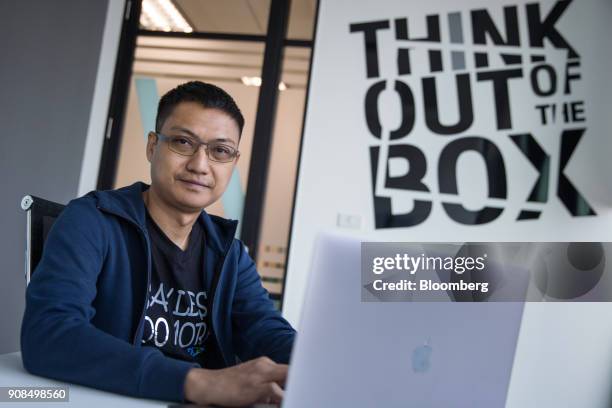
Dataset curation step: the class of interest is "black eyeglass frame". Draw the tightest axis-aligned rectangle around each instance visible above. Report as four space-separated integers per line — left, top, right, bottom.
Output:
152 131 240 163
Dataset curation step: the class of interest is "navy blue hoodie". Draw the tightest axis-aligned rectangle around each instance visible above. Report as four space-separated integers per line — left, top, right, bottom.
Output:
21 182 295 402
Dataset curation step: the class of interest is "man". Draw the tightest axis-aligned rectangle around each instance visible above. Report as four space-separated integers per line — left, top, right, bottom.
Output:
21 81 296 406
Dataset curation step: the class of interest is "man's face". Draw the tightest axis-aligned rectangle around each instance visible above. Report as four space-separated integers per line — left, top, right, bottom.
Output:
146 101 240 213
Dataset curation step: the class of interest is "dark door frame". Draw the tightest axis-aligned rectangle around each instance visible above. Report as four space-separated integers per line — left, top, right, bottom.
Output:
240 0 291 260
97 0 141 190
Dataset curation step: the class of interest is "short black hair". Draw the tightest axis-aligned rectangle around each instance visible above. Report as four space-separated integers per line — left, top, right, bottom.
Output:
155 81 244 137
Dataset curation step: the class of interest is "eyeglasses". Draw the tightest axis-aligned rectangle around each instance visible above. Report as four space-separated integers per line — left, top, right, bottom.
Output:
153 132 239 163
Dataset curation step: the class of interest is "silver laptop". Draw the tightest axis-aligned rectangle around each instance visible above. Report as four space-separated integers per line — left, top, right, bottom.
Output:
283 233 526 407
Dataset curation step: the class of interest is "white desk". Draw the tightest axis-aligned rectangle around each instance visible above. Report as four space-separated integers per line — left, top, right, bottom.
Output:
0 352 169 407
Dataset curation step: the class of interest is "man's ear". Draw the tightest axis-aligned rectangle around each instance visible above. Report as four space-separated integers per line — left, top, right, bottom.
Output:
146 132 157 163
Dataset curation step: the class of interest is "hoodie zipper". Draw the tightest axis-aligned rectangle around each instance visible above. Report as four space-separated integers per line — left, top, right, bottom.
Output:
208 247 230 366
204 217 238 367
96 205 152 345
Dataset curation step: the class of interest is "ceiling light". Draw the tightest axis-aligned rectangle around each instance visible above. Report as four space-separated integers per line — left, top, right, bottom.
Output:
241 76 288 91
241 76 262 87
140 0 193 33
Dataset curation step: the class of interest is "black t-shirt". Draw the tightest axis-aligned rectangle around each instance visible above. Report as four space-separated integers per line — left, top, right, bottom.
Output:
142 210 224 368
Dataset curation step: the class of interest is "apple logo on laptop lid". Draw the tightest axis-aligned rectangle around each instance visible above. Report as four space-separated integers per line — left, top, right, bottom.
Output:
412 338 433 373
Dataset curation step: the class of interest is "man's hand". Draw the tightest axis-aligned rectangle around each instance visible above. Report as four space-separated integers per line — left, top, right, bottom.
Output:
184 356 288 406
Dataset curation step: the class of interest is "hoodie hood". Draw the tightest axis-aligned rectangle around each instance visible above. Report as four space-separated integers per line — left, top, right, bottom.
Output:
92 181 238 255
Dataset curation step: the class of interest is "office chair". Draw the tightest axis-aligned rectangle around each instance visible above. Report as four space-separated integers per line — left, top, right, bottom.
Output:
21 195 66 285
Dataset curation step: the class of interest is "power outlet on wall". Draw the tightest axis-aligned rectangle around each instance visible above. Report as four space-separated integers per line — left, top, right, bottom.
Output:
337 213 362 229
